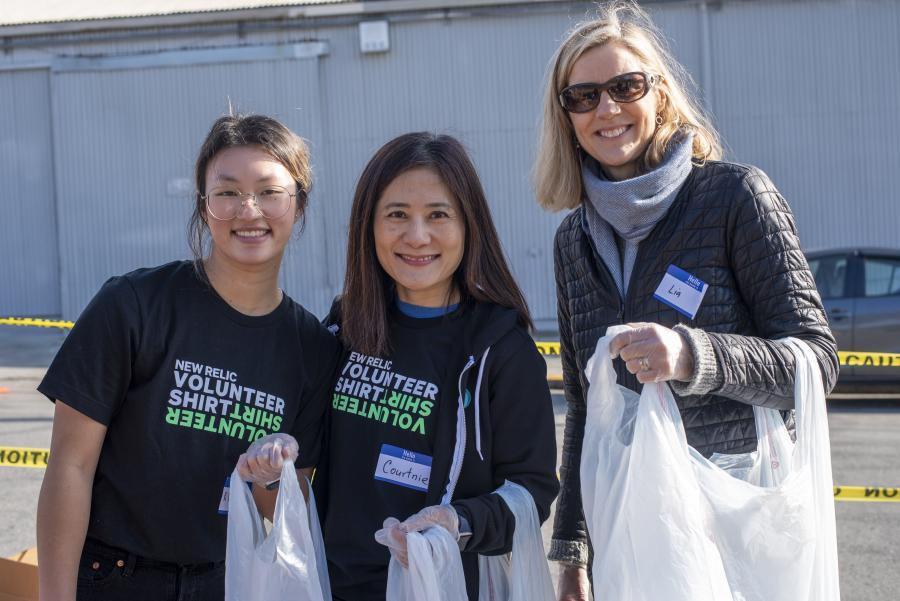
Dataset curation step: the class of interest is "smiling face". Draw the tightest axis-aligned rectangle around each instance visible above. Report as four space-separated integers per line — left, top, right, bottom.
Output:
373 167 466 307
204 145 297 271
567 42 664 180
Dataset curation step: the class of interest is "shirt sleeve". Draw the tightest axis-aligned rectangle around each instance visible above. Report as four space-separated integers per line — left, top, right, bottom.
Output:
451 332 559 555
290 316 343 469
37 276 143 426
702 166 839 409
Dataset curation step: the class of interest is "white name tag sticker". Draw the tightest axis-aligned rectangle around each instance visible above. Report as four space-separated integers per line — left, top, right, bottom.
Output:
374 444 432 492
218 475 251 515
218 476 231 515
653 264 708 319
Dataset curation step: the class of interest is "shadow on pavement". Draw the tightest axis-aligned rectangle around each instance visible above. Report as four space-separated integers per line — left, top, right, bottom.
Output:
827 398 900 413
0 326 66 369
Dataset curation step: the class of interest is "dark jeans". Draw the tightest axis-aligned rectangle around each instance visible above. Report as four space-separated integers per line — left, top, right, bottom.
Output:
76 537 225 601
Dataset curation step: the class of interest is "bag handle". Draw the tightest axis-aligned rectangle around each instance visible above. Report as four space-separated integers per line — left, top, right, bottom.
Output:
228 466 267 549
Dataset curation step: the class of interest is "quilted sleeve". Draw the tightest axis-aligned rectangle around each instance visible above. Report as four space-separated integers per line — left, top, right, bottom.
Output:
548 222 591 567
704 166 839 409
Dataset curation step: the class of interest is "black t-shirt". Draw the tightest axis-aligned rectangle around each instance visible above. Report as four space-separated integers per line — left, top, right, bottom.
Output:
322 307 462 601
38 261 340 564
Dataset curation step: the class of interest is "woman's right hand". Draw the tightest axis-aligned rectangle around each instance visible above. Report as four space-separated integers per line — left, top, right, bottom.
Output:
236 433 298 484
557 564 590 601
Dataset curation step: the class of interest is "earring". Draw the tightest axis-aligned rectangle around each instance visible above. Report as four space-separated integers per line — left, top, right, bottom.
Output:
655 114 663 126
574 136 581 150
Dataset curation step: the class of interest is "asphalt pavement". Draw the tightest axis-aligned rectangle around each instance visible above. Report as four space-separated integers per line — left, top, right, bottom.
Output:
1 324 898 599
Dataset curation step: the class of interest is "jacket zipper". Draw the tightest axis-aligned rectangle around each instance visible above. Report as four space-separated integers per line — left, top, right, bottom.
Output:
442 355 476 504
581 207 629 326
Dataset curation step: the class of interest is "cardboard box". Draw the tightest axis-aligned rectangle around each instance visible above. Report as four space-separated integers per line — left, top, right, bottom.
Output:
0 548 38 601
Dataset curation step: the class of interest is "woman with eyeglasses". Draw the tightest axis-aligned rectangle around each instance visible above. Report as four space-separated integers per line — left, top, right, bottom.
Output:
35 114 340 601
284 131 555 600
535 2 838 599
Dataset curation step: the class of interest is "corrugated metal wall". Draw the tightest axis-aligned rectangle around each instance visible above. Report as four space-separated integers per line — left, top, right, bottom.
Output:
314 13 575 321
0 69 60 316
709 0 900 250
1 0 899 323
50 52 331 318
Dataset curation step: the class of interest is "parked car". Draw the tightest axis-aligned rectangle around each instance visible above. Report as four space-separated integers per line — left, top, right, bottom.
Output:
806 248 900 392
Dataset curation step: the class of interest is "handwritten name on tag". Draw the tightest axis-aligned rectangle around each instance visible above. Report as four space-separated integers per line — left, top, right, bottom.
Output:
374 444 432 492
653 265 708 319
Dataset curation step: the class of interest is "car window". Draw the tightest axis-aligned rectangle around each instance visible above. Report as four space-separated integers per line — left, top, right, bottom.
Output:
808 255 848 299
863 257 900 297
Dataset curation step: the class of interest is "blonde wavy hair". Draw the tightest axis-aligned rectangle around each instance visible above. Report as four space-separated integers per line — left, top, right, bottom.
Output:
533 0 722 211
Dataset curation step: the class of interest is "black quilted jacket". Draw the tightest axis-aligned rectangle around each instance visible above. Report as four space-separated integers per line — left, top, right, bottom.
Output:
549 160 839 566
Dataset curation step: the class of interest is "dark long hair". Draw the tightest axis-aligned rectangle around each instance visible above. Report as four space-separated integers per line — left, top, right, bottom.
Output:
341 132 532 357
188 113 312 261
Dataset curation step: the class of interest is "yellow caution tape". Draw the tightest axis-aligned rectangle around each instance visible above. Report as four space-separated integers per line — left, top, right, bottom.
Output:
0 446 50 469
535 342 560 356
538 341 897 368
0 317 74 329
838 351 900 367
0 443 896 502
833 486 900 502
2 318 899 368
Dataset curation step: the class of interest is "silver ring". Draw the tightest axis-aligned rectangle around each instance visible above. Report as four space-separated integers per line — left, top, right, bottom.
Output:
640 357 650 372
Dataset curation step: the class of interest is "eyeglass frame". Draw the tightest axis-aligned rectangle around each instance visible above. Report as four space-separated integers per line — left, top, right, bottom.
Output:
558 71 661 114
200 184 299 221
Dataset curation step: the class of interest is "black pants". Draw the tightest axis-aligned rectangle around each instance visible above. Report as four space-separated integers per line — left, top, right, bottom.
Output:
76 538 225 601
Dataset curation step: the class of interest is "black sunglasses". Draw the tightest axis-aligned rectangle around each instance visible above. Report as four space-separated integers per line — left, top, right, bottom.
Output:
558 72 660 113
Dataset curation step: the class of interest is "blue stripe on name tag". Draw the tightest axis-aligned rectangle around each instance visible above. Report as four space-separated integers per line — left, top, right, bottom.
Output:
380 444 432 466
373 474 429 492
667 265 706 292
653 291 696 318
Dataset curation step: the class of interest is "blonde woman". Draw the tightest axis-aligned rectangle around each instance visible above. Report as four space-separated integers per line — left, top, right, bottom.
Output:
534 2 838 599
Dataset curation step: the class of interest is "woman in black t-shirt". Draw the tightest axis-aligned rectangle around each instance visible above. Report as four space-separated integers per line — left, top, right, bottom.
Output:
317 132 558 600
36 114 340 601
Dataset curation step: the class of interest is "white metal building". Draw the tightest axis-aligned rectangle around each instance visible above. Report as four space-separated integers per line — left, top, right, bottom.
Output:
1 0 898 327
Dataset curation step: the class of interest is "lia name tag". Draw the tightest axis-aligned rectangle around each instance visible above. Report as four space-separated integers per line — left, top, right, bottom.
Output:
653 264 708 319
374 444 431 493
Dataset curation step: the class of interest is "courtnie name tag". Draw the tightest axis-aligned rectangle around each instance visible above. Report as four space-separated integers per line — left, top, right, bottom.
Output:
653 264 708 319
374 444 432 492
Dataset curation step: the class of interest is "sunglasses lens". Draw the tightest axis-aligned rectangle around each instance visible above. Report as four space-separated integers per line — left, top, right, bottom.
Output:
608 73 649 103
560 85 602 113
560 73 652 112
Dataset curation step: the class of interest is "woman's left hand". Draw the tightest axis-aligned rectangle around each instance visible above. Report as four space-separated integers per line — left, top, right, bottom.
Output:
609 323 694 384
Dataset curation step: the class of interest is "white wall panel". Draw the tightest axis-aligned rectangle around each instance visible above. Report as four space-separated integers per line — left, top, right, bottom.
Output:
0 69 60 315
708 0 900 251
50 51 329 318
2 0 898 322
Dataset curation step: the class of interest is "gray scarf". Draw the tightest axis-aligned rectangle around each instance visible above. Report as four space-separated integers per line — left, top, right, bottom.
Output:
582 132 694 297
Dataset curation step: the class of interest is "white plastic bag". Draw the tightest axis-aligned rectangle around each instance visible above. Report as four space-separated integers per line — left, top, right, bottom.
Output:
225 459 331 601
386 525 468 601
581 326 840 601
385 481 555 601
479 481 556 601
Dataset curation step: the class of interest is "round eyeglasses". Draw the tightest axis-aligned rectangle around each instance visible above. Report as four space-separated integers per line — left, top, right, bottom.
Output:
202 185 296 221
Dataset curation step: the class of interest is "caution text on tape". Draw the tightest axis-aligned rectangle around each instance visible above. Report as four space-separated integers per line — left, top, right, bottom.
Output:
535 342 561 356
838 351 900 368
0 446 50 468
833 486 900 502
